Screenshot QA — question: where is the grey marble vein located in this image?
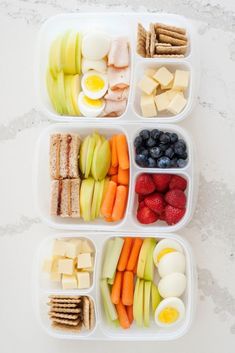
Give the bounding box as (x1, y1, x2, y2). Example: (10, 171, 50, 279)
(0, 109, 50, 141)
(1, 0, 235, 32)
(0, 216, 41, 236)
(197, 96, 229, 121)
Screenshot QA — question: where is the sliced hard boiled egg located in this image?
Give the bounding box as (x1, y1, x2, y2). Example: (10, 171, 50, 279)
(158, 272, 186, 298)
(82, 32, 110, 60)
(158, 252, 186, 278)
(78, 92, 105, 117)
(81, 70, 108, 99)
(153, 239, 183, 267)
(155, 297, 185, 327)
(82, 58, 107, 74)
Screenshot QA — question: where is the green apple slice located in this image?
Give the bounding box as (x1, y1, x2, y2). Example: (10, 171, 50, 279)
(91, 180, 101, 220)
(49, 35, 62, 78)
(64, 75, 76, 116)
(95, 178, 105, 218)
(61, 30, 70, 70)
(143, 238, 156, 281)
(137, 238, 152, 279)
(46, 69, 62, 114)
(92, 139, 111, 181)
(85, 135, 96, 178)
(151, 283, 162, 313)
(56, 71, 67, 114)
(133, 277, 140, 321)
(144, 281, 151, 327)
(136, 279, 144, 327)
(64, 30, 77, 74)
(80, 177, 95, 221)
(75, 32, 82, 74)
(79, 135, 90, 175)
(91, 135, 102, 180)
(70, 74, 81, 115)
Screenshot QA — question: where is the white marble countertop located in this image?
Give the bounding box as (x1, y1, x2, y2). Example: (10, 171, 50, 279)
(0, 1, 235, 352)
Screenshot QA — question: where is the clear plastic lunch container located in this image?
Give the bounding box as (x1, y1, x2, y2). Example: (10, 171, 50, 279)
(33, 233, 197, 341)
(35, 13, 199, 123)
(34, 12, 199, 341)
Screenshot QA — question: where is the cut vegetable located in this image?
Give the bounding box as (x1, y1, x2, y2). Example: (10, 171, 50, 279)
(100, 181, 117, 218)
(116, 134, 129, 170)
(126, 238, 143, 272)
(102, 237, 124, 279)
(115, 301, 130, 329)
(100, 279, 118, 321)
(111, 185, 128, 222)
(102, 239, 114, 278)
(117, 237, 133, 271)
(111, 271, 123, 304)
(118, 167, 129, 185)
(122, 271, 134, 306)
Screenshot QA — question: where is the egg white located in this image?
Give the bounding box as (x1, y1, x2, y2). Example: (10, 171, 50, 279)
(81, 70, 108, 99)
(153, 239, 183, 267)
(78, 92, 105, 117)
(158, 252, 186, 278)
(155, 297, 185, 327)
(158, 272, 186, 298)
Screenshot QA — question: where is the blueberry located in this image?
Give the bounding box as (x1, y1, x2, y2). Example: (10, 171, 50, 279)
(181, 151, 188, 160)
(170, 133, 178, 144)
(134, 136, 143, 148)
(149, 146, 162, 159)
(159, 143, 169, 152)
(159, 133, 171, 144)
(139, 129, 150, 140)
(177, 159, 187, 168)
(174, 140, 186, 156)
(171, 158, 178, 168)
(150, 129, 161, 140)
(135, 154, 148, 167)
(136, 146, 149, 157)
(157, 156, 171, 168)
(165, 147, 175, 159)
(146, 137, 156, 148)
(148, 157, 157, 168)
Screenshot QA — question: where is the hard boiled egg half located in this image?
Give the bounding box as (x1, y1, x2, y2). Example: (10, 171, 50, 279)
(155, 297, 185, 327)
(153, 239, 183, 267)
(81, 70, 108, 99)
(78, 92, 105, 117)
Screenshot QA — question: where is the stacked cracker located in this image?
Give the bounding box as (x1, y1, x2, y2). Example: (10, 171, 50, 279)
(48, 295, 95, 332)
(50, 133, 81, 217)
(137, 22, 188, 58)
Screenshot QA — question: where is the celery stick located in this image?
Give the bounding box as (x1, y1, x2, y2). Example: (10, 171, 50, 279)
(100, 279, 118, 321)
(102, 237, 124, 279)
(107, 270, 116, 285)
(102, 239, 114, 278)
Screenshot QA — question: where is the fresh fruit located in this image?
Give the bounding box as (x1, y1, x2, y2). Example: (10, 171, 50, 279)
(49, 35, 62, 77)
(75, 32, 82, 74)
(133, 277, 140, 321)
(91, 139, 111, 181)
(46, 69, 63, 114)
(63, 30, 77, 74)
(137, 206, 158, 224)
(169, 175, 187, 191)
(136, 279, 144, 326)
(154, 297, 185, 327)
(64, 75, 76, 115)
(134, 129, 188, 168)
(79, 135, 90, 175)
(151, 283, 162, 312)
(144, 193, 165, 215)
(152, 173, 172, 191)
(80, 177, 95, 221)
(57, 71, 67, 114)
(165, 205, 186, 225)
(137, 238, 152, 278)
(70, 74, 81, 114)
(84, 134, 96, 178)
(143, 281, 151, 327)
(143, 238, 156, 281)
(135, 174, 155, 195)
(95, 178, 105, 218)
(165, 189, 186, 209)
(91, 180, 102, 220)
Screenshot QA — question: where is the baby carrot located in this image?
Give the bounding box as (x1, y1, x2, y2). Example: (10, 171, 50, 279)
(126, 305, 134, 324)
(117, 237, 133, 271)
(111, 136, 118, 168)
(122, 271, 134, 306)
(111, 271, 123, 304)
(111, 174, 118, 183)
(133, 261, 137, 274)
(115, 301, 130, 329)
(126, 238, 143, 271)
(111, 185, 128, 222)
(105, 216, 114, 223)
(101, 181, 117, 218)
(108, 165, 118, 176)
(116, 134, 129, 170)
(118, 167, 129, 185)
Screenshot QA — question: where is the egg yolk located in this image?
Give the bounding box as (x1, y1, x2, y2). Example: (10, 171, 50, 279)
(83, 95, 103, 108)
(85, 75, 104, 92)
(158, 307, 179, 324)
(157, 248, 176, 262)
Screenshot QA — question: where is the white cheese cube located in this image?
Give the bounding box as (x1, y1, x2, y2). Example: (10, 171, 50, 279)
(77, 272, 90, 289)
(138, 75, 159, 95)
(62, 274, 77, 289)
(161, 79, 173, 90)
(173, 70, 189, 91)
(77, 253, 92, 269)
(153, 67, 173, 86)
(53, 240, 67, 257)
(154, 92, 170, 111)
(65, 240, 82, 258)
(81, 240, 93, 253)
(166, 89, 184, 101)
(167, 93, 187, 114)
(58, 258, 74, 275)
(144, 68, 156, 77)
(50, 272, 61, 282)
(140, 94, 157, 117)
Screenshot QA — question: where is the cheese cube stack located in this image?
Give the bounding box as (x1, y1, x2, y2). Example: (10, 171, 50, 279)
(42, 238, 94, 290)
(138, 66, 189, 117)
